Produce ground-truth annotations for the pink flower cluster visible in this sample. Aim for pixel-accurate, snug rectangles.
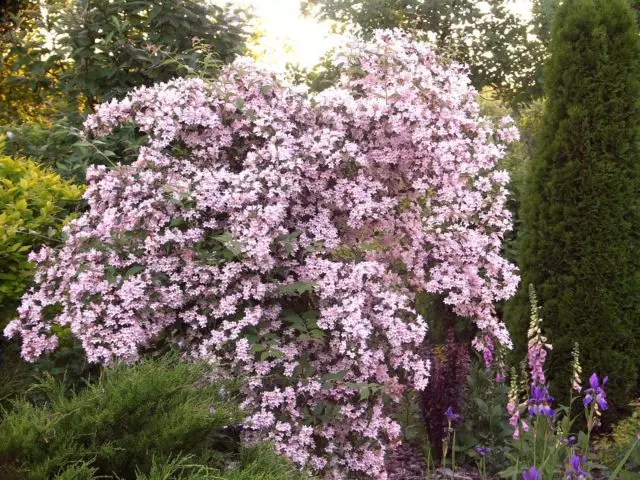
[5,30,518,478]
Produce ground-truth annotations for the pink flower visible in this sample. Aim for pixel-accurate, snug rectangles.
[5,29,518,479]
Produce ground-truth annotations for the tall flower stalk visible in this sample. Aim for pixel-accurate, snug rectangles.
[582,372,608,466]
[443,407,461,473]
[474,446,490,480]
[508,285,556,475]
[526,285,552,389]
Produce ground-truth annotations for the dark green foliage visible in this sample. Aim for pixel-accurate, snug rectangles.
[457,360,512,474]
[303,0,547,107]
[0,337,96,414]
[0,0,37,35]
[596,402,640,471]
[531,0,558,49]
[2,118,146,181]
[1,0,252,180]
[633,0,640,24]
[51,0,251,110]
[39,444,309,480]
[133,445,309,480]
[1,0,251,120]
[0,356,245,479]
[507,0,640,414]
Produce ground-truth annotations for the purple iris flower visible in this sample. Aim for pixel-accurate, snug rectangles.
[474,445,491,457]
[522,466,542,480]
[562,434,578,446]
[564,454,588,479]
[583,373,608,411]
[445,406,461,424]
[528,384,554,417]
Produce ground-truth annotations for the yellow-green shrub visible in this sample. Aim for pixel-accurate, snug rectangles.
[0,142,83,322]
[596,401,640,470]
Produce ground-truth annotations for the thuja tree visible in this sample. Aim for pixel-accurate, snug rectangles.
[5,31,519,478]
[508,0,640,412]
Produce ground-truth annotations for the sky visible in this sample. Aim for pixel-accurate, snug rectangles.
[226,0,533,71]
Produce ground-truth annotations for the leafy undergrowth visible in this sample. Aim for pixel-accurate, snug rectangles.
[0,355,306,480]
[595,400,640,475]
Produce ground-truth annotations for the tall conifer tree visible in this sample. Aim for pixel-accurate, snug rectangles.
[508,0,640,411]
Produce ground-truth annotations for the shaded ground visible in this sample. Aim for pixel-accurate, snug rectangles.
[386,443,483,480]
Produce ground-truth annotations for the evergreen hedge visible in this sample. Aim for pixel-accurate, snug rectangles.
[506,0,640,413]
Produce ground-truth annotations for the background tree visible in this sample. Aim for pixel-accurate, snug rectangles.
[53,0,251,111]
[0,0,36,34]
[1,0,252,180]
[1,0,251,120]
[506,0,640,414]
[303,0,547,107]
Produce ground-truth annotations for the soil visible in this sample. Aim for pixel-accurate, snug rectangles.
[386,443,484,480]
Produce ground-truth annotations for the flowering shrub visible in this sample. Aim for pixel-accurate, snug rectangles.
[4,30,519,478]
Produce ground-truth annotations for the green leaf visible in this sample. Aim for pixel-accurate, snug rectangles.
[105,266,117,284]
[359,387,370,400]
[277,282,314,296]
[578,431,588,452]
[211,231,242,256]
[608,439,639,479]
[168,218,187,228]
[260,349,283,360]
[474,397,489,414]
[323,371,347,382]
[72,140,94,148]
[124,265,143,278]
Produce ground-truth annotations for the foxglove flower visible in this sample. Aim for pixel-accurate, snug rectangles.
[570,342,582,393]
[522,466,542,480]
[527,285,552,387]
[507,367,524,439]
[583,373,608,411]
